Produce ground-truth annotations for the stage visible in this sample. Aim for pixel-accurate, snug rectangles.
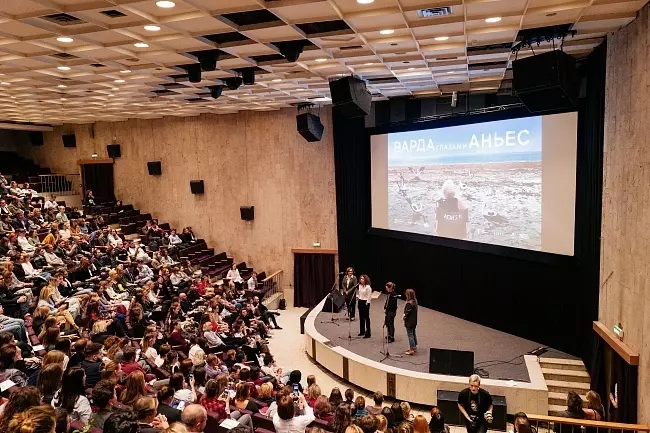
[304,295,572,414]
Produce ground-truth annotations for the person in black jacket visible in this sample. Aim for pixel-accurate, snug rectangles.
[342,267,358,321]
[383,282,398,343]
[403,288,418,355]
[79,342,103,388]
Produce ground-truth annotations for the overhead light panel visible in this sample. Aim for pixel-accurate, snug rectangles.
[57,37,73,43]
[156,1,175,8]
[58,84,67,88]
[134,42,149,48]
[114,79,125,83]
[435,36,449,41]
[272,79,282,82]
[357,0,374,3]
[380,29,395,35]
[144,25,161,32]
[485,17,502,23]
[315,58,328,62]
[57,66,70,71]
[120,70,131,74]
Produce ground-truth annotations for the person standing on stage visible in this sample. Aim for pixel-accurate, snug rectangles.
[357,275,372,338]
[342,267,358,321]
[384,282,398,343]
[403,289,418,355]
[457,375,493,433]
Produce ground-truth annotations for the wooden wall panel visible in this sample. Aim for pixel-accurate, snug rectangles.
[21,108,337,293]
[601,3,650,423]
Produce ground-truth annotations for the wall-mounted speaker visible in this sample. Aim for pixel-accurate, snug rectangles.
[329,76,372,118]
[29,132,44,146]
[188,64,201,83]
[513,49,578,113]
[190,180,204,194]
[147,161,162,175]
[296,113,324,142]
[240,206,254,221]
[107,144,121,158]
[242,69,255,85]
[62,134,76,148]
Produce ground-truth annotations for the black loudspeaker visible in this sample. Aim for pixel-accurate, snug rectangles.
[188,64,201,83]
[240,206,254,221]
[147,161,162,175]
[296,113,324,142]
[513,50,578,113]
[437,390,507,431]
[323,291,345,313]
[190,180,204,194]
[107,144,121,158]
[29,132,44,146]
[429,348,474,376]
[62,134,76,147]
[242,69,255,85]
[329,76,372,118]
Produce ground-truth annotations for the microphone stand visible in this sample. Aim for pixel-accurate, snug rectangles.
[380,294,401,362]
[339,284,360,344]
[320,277,341,326]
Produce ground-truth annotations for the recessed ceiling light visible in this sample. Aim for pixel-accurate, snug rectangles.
[357,0,374,4]
[408,67,415,71]
[57,37,73,43]
[485,17,502,23]
[57,66,70,71]
[380,29,395,35]
[112,87,119,90]
[155,1,175,8]
[120,70,131,74]
[0,82,9,86]
[144,25,161,32]
[435,36,449,41]
[364,62,375,66]
[315,58,328,62]
[58,84,67,88]
[272,79,282,82]
[108,94,114,97]
[134,42,149,48]
[114,79,125,83]
[447,71,455,74]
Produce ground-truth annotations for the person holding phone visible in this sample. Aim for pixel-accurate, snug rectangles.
[273,391,315,433]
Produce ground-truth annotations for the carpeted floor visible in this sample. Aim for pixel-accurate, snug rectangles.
[314,294,575,382]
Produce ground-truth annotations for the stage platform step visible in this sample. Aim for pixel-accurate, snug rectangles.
[546,379,590,394]
[541,368,591,383]
[548,392,587,407]
[539,357,586,371]
[548,404,570,416]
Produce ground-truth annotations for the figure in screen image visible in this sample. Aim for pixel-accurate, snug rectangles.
[434,180,469,239]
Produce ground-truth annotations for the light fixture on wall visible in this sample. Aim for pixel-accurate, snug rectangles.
[91,153,98,159]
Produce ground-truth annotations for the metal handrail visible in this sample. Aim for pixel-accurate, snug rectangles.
[527,413,650,433]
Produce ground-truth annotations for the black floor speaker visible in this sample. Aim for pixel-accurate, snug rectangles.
[329,76,371,118]
[322,291,345,313]
[513,50,579,113]
[297,113,324,142]
[437,390,506,431]
[429,348,474,376]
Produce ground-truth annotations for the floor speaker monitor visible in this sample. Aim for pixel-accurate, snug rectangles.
[190,180,204,194]
[429,348,474,376]
[329,76,371,118]
[147,161,162,175]
[513,49,578,113]
[107,144,121,158]
[296,113,324,142]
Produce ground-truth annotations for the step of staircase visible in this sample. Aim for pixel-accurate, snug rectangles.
[548,391,587,407]
[539,357,586,371]
[549,404,569,416]
[546,379,590,394]
[542,368,591,383]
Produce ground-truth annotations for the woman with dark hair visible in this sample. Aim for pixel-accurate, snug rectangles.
[51,366,92,424]
[329,387,343,408]
[0,343,28,387]
[0,386,42,433]
[314,395,334,423]
[169,371,197,404]
[403,289,418,355]
[42,326,61,351]
[199,379,229,420]
[342,268,358,321]
[381,406,395,430]
[331,403,352,433]
[37,363,64,404]
[391,402,405,426]
[233,381,259,413]
[356,275,372,338]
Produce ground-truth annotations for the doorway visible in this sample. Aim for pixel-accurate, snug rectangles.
[293,252,336,308]
[80,162,115,204]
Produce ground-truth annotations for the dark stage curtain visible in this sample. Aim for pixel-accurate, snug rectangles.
[294,253,335,308]
[610,353,638,423]
[589,333,607,411]
[332,42,606,360]
[81,163,115,204]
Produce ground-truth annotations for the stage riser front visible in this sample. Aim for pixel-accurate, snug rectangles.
[304,297,549,416]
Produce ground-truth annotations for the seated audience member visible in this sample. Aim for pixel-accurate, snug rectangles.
[170,372,197,404]
[429,406,447,433]
[0,386,42,432]
[367,391,384,415]
[329,388,343,408]
[273,393,315,433]
[181,404,208,433]
[258,382,275,406]
[91,379,118,429]
[51,366,92,424]
[121,370,150,406]
[400,402,413,422]
[344,388,355,407]
[354,396,368,418]
[79,342,103,388]
[103,410,140,433]
[121,346,145,375]
[413,415,430,433]
[55,407,70,433]
[314,395,334,423]
[391,403,405,426]
[512,412,530,433]
[306,383,321,407]
[584,390,605,421]
[397,423,414,433]
[0,343,28,386]
[158,386,183,423]
[357,415,380,433]
[135,396,169,433]
[233,381,259,413]
[381,407,395,430]
[7,405,57,433]
[37,363,64,404]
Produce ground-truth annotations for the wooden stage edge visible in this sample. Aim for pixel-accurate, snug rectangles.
[304,296,549,415]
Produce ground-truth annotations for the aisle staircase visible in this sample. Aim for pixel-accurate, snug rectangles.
[540,358,591,416]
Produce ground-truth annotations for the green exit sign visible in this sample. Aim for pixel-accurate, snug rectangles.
[613,324,624,339]
[312,241,321,247]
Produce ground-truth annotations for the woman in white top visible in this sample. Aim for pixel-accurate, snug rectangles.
[58,223,72,241]
[141,333,158,361]
[51,366,92,424]
[169,372,197,403]
[226,263,244,288]
[356,274,372,338]
[273,392,315,433]
[108,229,121,247]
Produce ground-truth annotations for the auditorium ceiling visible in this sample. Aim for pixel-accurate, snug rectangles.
[0,0,645,123]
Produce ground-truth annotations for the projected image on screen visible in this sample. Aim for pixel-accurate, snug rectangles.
[371,113,577,255]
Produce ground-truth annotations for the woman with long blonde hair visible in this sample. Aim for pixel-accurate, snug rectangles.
[38,281,77,329]
[403,288,418,355]
[584,390,605,421]
[120,370,149,406]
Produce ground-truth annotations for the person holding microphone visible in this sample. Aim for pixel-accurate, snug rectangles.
[403,288,418,355]
[384,282,398,343]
